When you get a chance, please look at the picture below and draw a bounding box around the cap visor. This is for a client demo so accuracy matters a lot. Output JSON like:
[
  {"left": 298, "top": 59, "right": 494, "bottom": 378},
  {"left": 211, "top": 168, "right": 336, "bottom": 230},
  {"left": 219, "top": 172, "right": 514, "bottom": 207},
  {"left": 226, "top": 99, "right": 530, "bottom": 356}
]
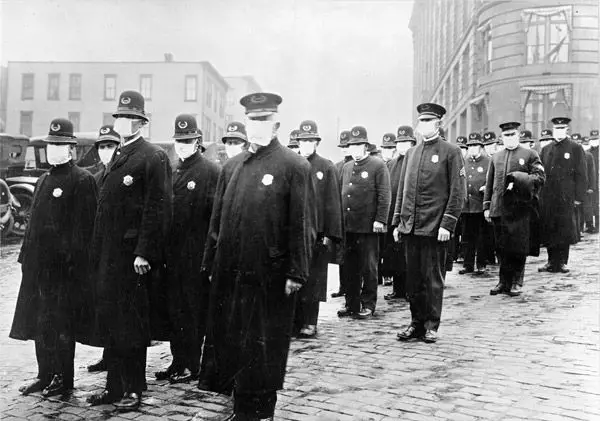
[{"left": 44, "top": 135, "right": 77, "bottom": 144}]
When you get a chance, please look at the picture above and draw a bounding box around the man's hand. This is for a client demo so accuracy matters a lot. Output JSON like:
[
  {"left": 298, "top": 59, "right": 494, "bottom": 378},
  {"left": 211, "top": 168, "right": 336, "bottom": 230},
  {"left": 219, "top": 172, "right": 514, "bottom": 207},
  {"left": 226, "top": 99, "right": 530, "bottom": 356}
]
[
  {"left": 587, "top": 189, "right": 594, "bottom": 194},
  {"left": 322, "top": 236, "right": 332, "bottom": 247},
  {"left": 507, "top": 182, "right": 514, "bottom": 191},
  {"left": 373, "top": 221, "right": 385, "bottom": 233},
  {"left": 479, "top": 186, "right": 486, "bottom": 192},
  {"left": 484, "top": 209, "right": 491, "bottom": 223},
  {"left": 437, "top": 227, "right": 451, "bottom": 242},
  {"left": 574, "top": 200, "right": 582, "bottom": 206},
  {"left": 134, "top": 256, "right": 151, "bottom": 275},
  {"left": 393, "top": 227, "right": 400, "bottom": 243},
  {"left": 285, "top": 279, "right": 302, "bottom": 296}
]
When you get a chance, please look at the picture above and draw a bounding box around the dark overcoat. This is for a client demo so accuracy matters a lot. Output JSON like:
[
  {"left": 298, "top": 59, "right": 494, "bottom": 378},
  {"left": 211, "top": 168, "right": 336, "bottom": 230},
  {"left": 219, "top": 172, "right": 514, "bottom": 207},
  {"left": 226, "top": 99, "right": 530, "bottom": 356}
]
[
  {"left": 10, "top": 162, "right": 97, "bottom": 345},
  {"left": 330, "top": 157, "right": 352, "bottom": 264},
  {"left": 590, "top": 146, "right": 599, "bottom": 212},
  {"left": 87, "top": 138, "right": 172, "bottom": 348},
  {"left": 539, "top": 138, "right": 587, "bottom": 247},
  {"left": 583, "top": 150, "right": 597, "bottom": 221},
  {"left": 202, "top": 138, "right": 316, "bottom": 394},
  {"left": 166, "top": 152, "right": 219, "bottom": 341}
]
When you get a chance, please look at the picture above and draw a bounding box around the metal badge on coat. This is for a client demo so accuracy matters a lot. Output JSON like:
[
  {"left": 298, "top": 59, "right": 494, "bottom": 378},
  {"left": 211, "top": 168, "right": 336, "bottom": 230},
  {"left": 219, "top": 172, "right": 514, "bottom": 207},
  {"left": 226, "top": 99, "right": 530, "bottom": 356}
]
[
  {"left": 361, "top": 171, "right": 369, "bottom": 179},
  {"left": 431, "top": 155, "right": 439, "bottom": 163},
  {"left": 477, "top": 166, "right": 484, "bottom": 173},
  {"left": 316, "top": 171, "right": 324, "bottom": 180},
  {"left": 52, "top": 188, "right": 63, "bottom": 198},
  {"left": 519, "top": 158, "right": 525, "bottom": 165},
  {"left": 262, "top": 174, "right": 274, "bottom": 186},
  {"left": 123, "top": 175, "right": 134, "bottom": 186},
  {"left": 564, "top": 152, "right": 570, "bottom": 159}
]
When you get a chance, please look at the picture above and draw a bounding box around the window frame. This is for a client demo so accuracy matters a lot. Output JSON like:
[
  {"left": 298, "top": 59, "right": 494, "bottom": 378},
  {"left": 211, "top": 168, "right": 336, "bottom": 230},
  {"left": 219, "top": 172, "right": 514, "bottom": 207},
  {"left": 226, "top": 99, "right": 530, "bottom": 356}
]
[
  {"left": 104, "top": 74, "right": 117, "bottom": 101},
  {"left": 47, "top": 73, "right": 60, "bottom": 101},
  {"left": 68, "top": 111, "right": 81, "bottom": 132},
  {"left": 19, "top": 111, "right": 33, "bottom": 137},
  {"left": 21, "top": 73, "right": 34, "bottom": 100},
  {"left": 185, "top": 75, "right": 198, "bottom": 102},
  {"left": 139, "top": 74, "right": 153, "bottom": 101},
  {"left": 69, "top": 73, "right": 82, "bottom": 100}
]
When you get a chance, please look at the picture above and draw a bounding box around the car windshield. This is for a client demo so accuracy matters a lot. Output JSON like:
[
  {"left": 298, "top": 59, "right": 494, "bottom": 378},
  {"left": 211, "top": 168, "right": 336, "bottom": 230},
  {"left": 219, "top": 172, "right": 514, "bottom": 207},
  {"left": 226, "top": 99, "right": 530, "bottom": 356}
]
[{"left": 24, "top": 146, "right": 37, "bottom": 169}]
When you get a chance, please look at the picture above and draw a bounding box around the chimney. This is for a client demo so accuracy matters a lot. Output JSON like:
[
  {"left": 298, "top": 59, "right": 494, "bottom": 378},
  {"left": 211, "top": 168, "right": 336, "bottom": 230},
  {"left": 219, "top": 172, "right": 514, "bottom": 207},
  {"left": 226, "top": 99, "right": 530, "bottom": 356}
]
[{"left": 164, "top": 53, "right": 174, "bottom": 62}]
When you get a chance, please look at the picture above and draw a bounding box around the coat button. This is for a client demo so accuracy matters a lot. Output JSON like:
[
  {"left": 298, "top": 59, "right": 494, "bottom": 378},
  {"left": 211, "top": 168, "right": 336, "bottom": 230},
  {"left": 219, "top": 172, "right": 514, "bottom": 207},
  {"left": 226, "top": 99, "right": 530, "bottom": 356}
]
[
  {"left": 347, "top": 194, "right": 351, "bottom": 197},
  {"left": 349, "top": 182, "right": 353, "bottom": 186},
  {"left": 347, "top": 208, "right": 351, "bottom": 211}
]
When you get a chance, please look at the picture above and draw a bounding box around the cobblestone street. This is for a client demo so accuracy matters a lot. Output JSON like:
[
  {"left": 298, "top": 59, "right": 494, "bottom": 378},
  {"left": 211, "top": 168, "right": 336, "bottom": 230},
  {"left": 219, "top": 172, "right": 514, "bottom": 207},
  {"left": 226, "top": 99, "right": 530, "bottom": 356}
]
[{"left": 0, "top": 234, "right": 598, "bottom": 421}]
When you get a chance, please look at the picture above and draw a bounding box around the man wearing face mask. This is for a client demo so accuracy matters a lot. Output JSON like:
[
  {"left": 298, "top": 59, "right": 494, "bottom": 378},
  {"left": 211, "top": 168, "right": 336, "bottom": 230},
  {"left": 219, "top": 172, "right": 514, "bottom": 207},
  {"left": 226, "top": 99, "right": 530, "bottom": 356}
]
[
  {"left": 86, "top": 91, "right": 172, "bottom": 410},
  {"left": 519, "top": 130, "right": 536, "bottom": 151},
  {"left": 293, "top": 120, "right": 343, "bottom": 338},
  {"left": 338, "top": 126, "right": 391, "bottom": 319},
  {"left": 331, "top": 130, "right": 353, "bottom": 299},
  {"left": 574, "top": 134, "right": 597, "bottom": 235},
  {"left": 392, "top": 103, "right": 466, "bottom": 344},
  {"left": 481, "top": 132, "right": 499, "bottom": 266},
  {"left": 378, "top": 133, "right": 397, "bottom": 286},
  {"left": 288, "top": 129, "right": 300, "bottom": 154},
  {"left": 539, "top": 129, "right": 554, "bottom": 150},
  {"left": 383, "top": 126, "right": 415, "bottom": 301},
  {"left": 483, "top": 132, "right": 498, "bottom": 156},
  {"left": 153, "top": 114, "right": 219, "bottom": 385},
  {"left": 11, "top": 118, "right": 98, "bottom": 398},
  {"left": 459, "top": 133, "right": 491, "bottom": 276},
  {"left": 538, "top": 117, "right": 587, "bottom": 274},
  {"left": 587, "top": 129, "right": 599, "bottom": 233},
  {"left": 200, "top": 93, "right": 316, "bottom": 420},
  {"left": 222, "top": 121, "right": 248, "bottom": 159},
  {"left": 456, "top": 136, "right": 468, "bottom": 159},
  {"left": 484, "top": 121, "right": 545, "bottom": 297},
  {"left": 452, "top": 135, "right": 468, "bottom": 266},
  {"left": 380, "top": 133, "right": 397, "bottom": 164}
]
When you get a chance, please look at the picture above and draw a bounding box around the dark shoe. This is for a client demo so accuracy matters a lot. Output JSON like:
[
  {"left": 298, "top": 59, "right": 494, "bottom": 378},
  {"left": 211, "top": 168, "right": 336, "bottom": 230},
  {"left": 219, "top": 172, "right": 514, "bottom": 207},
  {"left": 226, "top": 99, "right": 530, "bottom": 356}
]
[
  {"left": 384, "top": 292, "right": 402, "bottom": 300},
  {"left": 458, "top": 267, "right": 474, "bottom": 275},
  {"left": 19, "top": 379, "right": 48, "bottom": 395},
  {"left": 489, "top": 282, "right": 505, "bottom": 295},
  {"left": 538, "top": 263, "right": 555, "bottom": 272},
  {"left": 397, "top": 325, "right": 422, "bottom": 341},
  {"left": 298, "top": 325, "right": 317, "bottom": 338},
  {"left": 155, "top": 365, "right": 177, "bottom": 380},
  {"left": 331, "top": 291, "right": 345, "bottom": 298},
  {"left": 337, "top": 307, "right": 354, "bottom": 318},
  {"left": 508, "top": 284, "right": 523, "bottom": 296},
  {"left": 114, "top": 392, "right": 141, "bottom": 411},
  {"left": 87, "top": 390, "right": 120, "bottom": 406},
  {"left": 556, "top": 264, "right": 570, "bottom": 273},
  {"left": 87, "top": 358, "right": 107, "bottom": 373},
  {"left": 354, "top": 307, "right": 374, "bottom": 319},
  {"left": 474, "top": 267, "right": 487, "bottom": 275},
  {"left": 422, "top": 330, "right": 438, "bottom": 343},
  {"left": 42, "top": 374, "right": 68, "bottom": 398},
  {"left": 169, "top": 368, "right": 196, "bottom": 384}
]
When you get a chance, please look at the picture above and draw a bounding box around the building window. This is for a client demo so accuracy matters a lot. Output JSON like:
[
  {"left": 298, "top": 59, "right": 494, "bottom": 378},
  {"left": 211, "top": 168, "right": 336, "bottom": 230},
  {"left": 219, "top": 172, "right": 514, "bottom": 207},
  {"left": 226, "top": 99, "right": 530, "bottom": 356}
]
[
  {"left": 185, "top": 75, "right": 197, "bottom": 101},
  {"left": 461, "top": 46, "right": 470, "bottom": 97},
  {"left": 20, "top": 111, "right": 33, "bottom": 136},
  {"left": 141, "top": 113, "right": 152, "bottom": 139},
  {"left": 68, "top": 112, "right": 81, "bottom": 132},
  {"left": 206, "top": 82, "right": 212, "bottom": 107},
  {"left": 21, "top": 74, "right": 34, "bottom": 100},
  {"left": 104, "top": 75, "right": 117, "bottom": 100},
  {"left": 47, "top": 73, "right": 60, "bottom": 100},
  {"left": 102, "top": 113, "right": 114, "bottom": 126},
  {"left": 521, "top": 84, "right": 572, "bottom": 137},
  {"left": 218, "top": 127, "right": 223, "bottom": 142},
  {"left": 213, "top": 85, "right": 217, "bottom": 112},
  {"left": 219, "top": 93, "right": 225, "bottom": 118},
  {"left": 212, "top": 122, "right": 216, "bottom": 142},
  {"left": 69, "top": 74, "right": 82, "bottom": 100},
  {"left": 452, "top": 65, "right": 459, "bottom": 107},
  {"left": 481, "top": 25, "right": 492, "bottom": 74},
  {"left": 205, "top": 116, "right": 212, "bottom": 141},
  {"left": 524, "top": 7, "right": 571, "bottom": 64},
  {"left": 140, "top": 75, "right": 152, "bottom": 100}
]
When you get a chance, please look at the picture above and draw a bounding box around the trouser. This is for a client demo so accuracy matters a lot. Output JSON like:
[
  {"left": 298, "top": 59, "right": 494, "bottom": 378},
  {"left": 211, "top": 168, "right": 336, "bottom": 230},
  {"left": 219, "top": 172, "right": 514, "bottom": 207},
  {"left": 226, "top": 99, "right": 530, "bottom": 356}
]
[
  {"left": 392, "top": 241, "right": 408, "bottom": 297},
  {"left": 377, "top": 234, "right": 386, "bottom": 283},
  {"left": 294, "top": 300, "right": 320, "bottom": 328},
  {"left": 234, "top": 389, "right": 278, "bottom": 419},
  {"left": 344, "top": 233, "right": 379, "bottom": 313},
  {"left": 548, "top": 245, "right": 570, "bottom": 267},
  {"left": 338, "top": 262, "right": 349, "bottom": 294},
  {"left": 170, "top": 330, "right": 204, "bottom": 374},
  {"left": 105, "top": 346, "right": 147, "bottom": 397},
  {"left": 462, "top": 213, "right": 488, "bottom": 270},
  {"left": 498, "top": 252, "right": 526, "bottom": 288},
  {"left": 35, "top": 338, "right": 75, "bottom": 387},
  {"left": 483, "top": 221, "right": 497, "bottom": 264},
  {"left": 404, "top": 235, "right": 447, "bottom": 332}
]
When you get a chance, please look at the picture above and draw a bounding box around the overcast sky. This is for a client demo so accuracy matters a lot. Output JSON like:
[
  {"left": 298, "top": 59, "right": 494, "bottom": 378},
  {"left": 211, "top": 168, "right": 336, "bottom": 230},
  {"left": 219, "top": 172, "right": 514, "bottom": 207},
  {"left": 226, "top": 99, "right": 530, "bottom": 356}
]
[{"left": 1, "top": 0, "right": 414, "bottom": 159}]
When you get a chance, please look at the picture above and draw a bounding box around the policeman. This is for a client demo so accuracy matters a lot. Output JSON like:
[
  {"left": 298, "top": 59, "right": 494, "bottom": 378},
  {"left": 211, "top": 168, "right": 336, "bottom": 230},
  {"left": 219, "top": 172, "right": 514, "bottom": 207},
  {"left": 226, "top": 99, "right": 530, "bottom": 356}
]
[
  {"left": 459, "top": 133, "right": 491, "bottom": 275},
  {"left": 383, "top": 126, "right": 415, "bottom": 301},
  {"left": 538, "top": 117, "right": 587, "bottom": 273},
  {"left": 154, "top": 114, "right": 220, "bottom": 384},
  {"left": 484, "top": 121, "right": 545, "bottom": 296},
  {"left": 588, "top": 129, "right": 599, "bottom": 233},
  {"left": 367, "top": 142, "right": 382, "bottom": 160},
  {"left": 10, "top": 118, "right": 97, "bottom": 397},
  {"left": 452, "top": 135, "right": 468, "bottom": 266},
  {"left": 539, "top": 129, "right": 554, "bottom": 150},
  {"left": 393, "top": 103, "right": 465, "bottom": 343},
  {"left": 380, "top": 133, "right": 397, "bottom": 164},
  {"left": 574, "top": 133, "right": 597, "bottom": 234},
  {"left": 331, "top": 130, "right": 353, "bottom": 299},
  {"left": 483, "top": 131, "right": 498, "bottom": 156},
  {"left": 378, "top": 133, "right": 397, "bottom": 286},
  {"left": 520, "top": 130, "right": 535, "bottom": 150},
  {"left": 87, "top": 91, "right": 172, "bottom": 410},
  {"left": 294, "top": 120, "right": 343, "bottom": 338},
  {"left": 338, "top": 126, "right": 391, "bottom": 319},
  {"left": 222, "top": 121, "right": 248, "bottom": 159},
  {"left": 482, "top": 131, "right": 499, "bottom": 265},
  {"left": 200, "top": 93, "right": 315, "bottom": 420},
  {"left": 288, "top": 129, "right": 300, "bottom": 154},
  {"left": 457, "top": 135, "right": 468, "bottom": 159}
]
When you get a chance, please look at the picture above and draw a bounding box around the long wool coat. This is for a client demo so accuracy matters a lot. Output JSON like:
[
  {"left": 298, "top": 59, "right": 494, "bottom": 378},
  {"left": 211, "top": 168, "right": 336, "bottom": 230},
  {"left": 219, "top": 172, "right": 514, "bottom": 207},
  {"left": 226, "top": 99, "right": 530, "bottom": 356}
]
[
  {"left": 10, "top": 162, "right": 97, "bottom": 345},
  {"left": 202, "top": 138, "right": 316, "bottom": 394}
]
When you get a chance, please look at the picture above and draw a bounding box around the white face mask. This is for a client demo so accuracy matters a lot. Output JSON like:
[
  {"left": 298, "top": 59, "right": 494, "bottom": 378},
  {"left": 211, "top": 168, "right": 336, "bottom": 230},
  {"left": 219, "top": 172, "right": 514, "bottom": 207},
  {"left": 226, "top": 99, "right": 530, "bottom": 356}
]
[
  {"left": 340, "top": 147, "right": 351, "bottom": 158},
  {"left": 46, "top": 144, "right": 72, "bottom": 166},
  {"left": 553, "top": 127, "right": 568, "bottom": 141},
  {"left": 461, "top": 148, "right": 468, "bottom": 158},
  {"left": 583, "top": 144, "right": 591, "bottom": 151},
  {"left": 416, "top": 120, "right": 438, "bottom": 138},
  {"left": 467, "top": 146, "right": 480, "bottom": 157},
  {"left": 521, "top": 142, "right": 532, "bottom": 150},
  {"left": 113, "top": 118, "right": 141, "bottom": 139},
  {"left": 348, "top": 144, "right": 367, "bottom": 161},
  {"left": 298, "top": 141, "right": 317, "bottom": 158},
  {"left": 246, "top": 119, "right": 276, "bottom": 146},
  {"left": 225, "top": 144, "right": 245, "bottom": 158},
  {"left": 395, "top": 142, "right": 411, "bottom": 155},
  {"left": 503, "top": 133, "right": 520, "bottom": 150},
  {"left": 381, "top": 148, "right": 395, "bottom": 161},
  {"left": 174, "top": 141, "right": 197, "bottom": 160},
  {"left": 590, "top": 139, "right": 599, "bottom": 148},
  {"left": 484, "top": 144, "right": 496, "bottom": 155},
  {"left": 98, "top": 145, "right": 117, "bottom": 166}
]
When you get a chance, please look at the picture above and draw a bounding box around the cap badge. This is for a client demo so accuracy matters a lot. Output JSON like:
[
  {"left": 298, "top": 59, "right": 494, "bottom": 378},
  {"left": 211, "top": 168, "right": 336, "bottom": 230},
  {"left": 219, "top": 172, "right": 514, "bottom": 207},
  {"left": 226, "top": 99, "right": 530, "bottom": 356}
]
[
  {"left": 52, "top": 188, "right": 63, "bottom": 198},
  {"left": 316, "top": 171, "right": 324, "bottom": 180},
  {"left": 520, "top": 132, "right": 525, "bottom": 138},
  {"left": 302, "top": 125, "right": 311, "bottom": 132},
  {"left": 178, "top": 121, "right": 189, "bottom": 129},
  {"left": 400, "top": 130, "right": 405, "bottom": 135},
  {"left": 187, "top": 181, "right": 196, "bottom": 190},
  {"left": 250, "top": 94, "right": 267, "bottom": 104},
  {"left": 261, "top": 174, "right": 274, "bottom": 186},
  {"left": 422, "top": 104, "right": 430, "bottom": 110},
  {"left": 431, "top": 155, "right": 439, "bottom": 163},
  {"left": 50, "top": 123, "right": 61, "bottom": 132},
  {"left": 341, "top": 133, "right": 347, "bottom": 139},
  {"left": 384, "top": 136, "right": 390, "bottom": 141},
  {"left": 228, "top": 125, "right": 237, "bottom": 132},
  {"left": 352, "top": 129, "right": 360, "bottom": 137},
  {"left": 100, "top": 127, "right": 110, "bottom": 135},
  {"left": 121, "top": 96, "right": 131, "bottom": 105}
]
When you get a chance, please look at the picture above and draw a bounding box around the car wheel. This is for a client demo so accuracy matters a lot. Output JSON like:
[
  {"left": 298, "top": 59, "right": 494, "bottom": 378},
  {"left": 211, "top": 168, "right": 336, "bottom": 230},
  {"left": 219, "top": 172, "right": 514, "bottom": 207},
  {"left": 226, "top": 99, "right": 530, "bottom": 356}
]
[{"left": 11, "top": 190, "right": 33, "bottom": 237}]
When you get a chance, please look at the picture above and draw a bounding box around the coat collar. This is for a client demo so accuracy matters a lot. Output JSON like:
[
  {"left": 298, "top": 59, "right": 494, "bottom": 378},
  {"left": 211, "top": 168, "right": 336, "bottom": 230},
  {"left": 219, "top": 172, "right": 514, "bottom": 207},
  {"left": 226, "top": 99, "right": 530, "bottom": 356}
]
[
  {"left": 352, "top": 155, "right": 372, "bottom": 167},
  {"left": 244, "top": 137, "right": 281, "bottom": 162},
  {"left": 177, "top": 150, "right": 201, "bottom": 170},
  {"left": 49, "top": 160, "right": 74, "bottom": 174}
]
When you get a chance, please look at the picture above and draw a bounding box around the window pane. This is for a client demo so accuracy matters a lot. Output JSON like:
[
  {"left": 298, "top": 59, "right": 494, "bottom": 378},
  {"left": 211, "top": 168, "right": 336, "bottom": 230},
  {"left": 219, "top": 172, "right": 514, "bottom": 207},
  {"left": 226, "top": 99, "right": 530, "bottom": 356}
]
[
  {"left": 140, "top": 75, "right": 152, "bottom": 100},
  {"left": 185, "top": 76, "right": 197, "bottom": 101},
  {"left": 103, "top": 113, "right": 115, "bottom": 126},
  {"left": 104, "top": 75, "right": 116, "bottom": 100},
  {"left": 24, "top": 146, "right": 36, "bottom": 169},
  {"left": 68, "top": 112, "right": 80, "bottom": 132},
  {"left": 48, "top": 74, "right": 60, "bottom": 100},
  {"left": 21, "top": 74, "right": 34, "bottom": 100},
  {"left": 19, "top": 111, "right": 33, "bottom": 136},
  {"left": 69, "top": 74, "right": 82, "bottom": 100}
]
